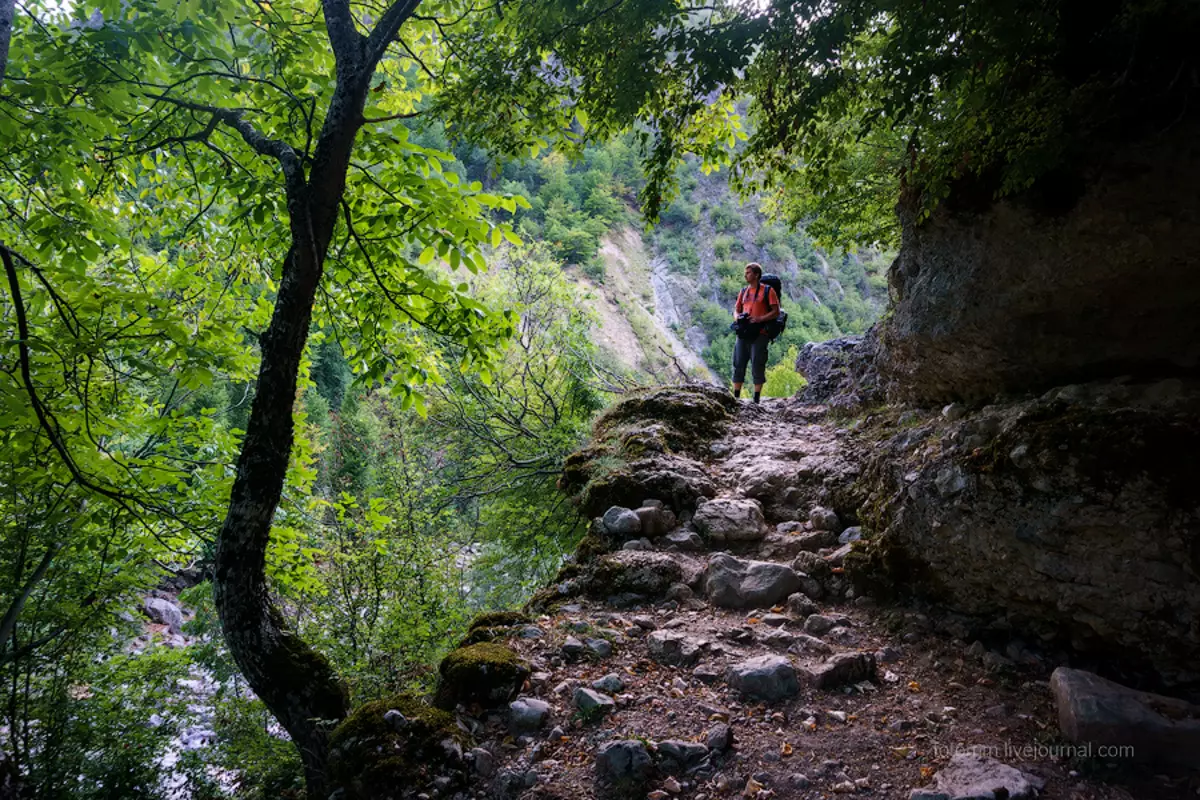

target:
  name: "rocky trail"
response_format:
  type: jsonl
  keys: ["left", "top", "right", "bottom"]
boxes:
{"left": 409, "top": 391, "right": 1199, "bottom": 800}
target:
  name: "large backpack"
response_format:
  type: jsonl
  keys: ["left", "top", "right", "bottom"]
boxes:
{"left": 733, "top": 275, "right": 789, "bottom": 341}
{"left": 760, "top": 273, "right": 788, "bottom": 341}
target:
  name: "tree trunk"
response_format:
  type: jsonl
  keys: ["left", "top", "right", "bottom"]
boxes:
{"left": 212, "top": 64, "right": 377, "bottom": 799}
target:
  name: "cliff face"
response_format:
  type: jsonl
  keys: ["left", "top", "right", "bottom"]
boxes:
{"left": 879, "top": 122, "right": 1200, "bottom": 404}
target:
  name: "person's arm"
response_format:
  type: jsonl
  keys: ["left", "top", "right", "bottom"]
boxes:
{"left": 733, "top": 289, "right": 744, "bottom": 318}
{"left": 751, "top": 288, "right": 780, "bottom": 323}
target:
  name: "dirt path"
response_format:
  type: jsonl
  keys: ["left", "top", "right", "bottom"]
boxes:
{"left": 458, "top": 399, "right": 1194, "bottom": 800}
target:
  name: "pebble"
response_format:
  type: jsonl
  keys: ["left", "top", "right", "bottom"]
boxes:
{"left": 787, "top": 773, "right": 811, "bottom": 788}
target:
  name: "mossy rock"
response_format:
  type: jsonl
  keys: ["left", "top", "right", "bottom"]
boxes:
{"left": 327, "top": 694, "right": 468, "bottom": 799}
{"left": 591, "top": 385, "right": 734, "bottom": 452}
{"left": 433, "top": 642, "right": 530, "bottom": 710}
{"left": 458, "top": 610, "right": 534, "bottom": 645}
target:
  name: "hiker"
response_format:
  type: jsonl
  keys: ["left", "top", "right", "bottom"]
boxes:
{"left": 731, "top": 262, "right": 779, "bottom": 403}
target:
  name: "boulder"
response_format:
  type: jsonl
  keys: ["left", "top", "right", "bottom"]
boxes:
{"left": 808, "top": 506, "right": 842, "bottom": 532}
{"left": 726, "top": 655, "right": 800, "bottom": 702}
{"left": 508, "top": 698, "right": 551, "bottom": 733}
{"left": 909, "top": 753, "right": 1043, "bottom": 800}
{"left": 574, "top": 687, "right": 616, "bottom": 718}
{"left": 143, "top": 597, "right": 184, "bottom": 634}
{"left": 656, "top": 740, "right": 709, "bottom": 773}
{"left": 704, "top": 553, "right": 802, "bottom": 609}
{"left": 647, "top": 631, "right": 704, "bottom": 667}
{"left": 705, "top": 723, "right": 733, "bottom": 753}
{"left": 434, "top": 643, "right": 530, "bottom": 709}
{"left": 595, "top": 740, "right": 655, "bottom": 797}
{"left": 602, "top": 506, "right": 642, "bottom": 538}
{"left": 635, "top": 504, "right": 676, "bottom": 537}
{"left": 663, "top": 529, "right": 705, "bottom": 551}
{"left": 1050, "top": 667, "right": 1200, "bottom": 766}
{"left": 692, "top": 498, "right": 767, "bottom": 544}
{"left": 588, "top": 551, "right": 684, "bottom": 598}
{"left": 802, "top": 653, "right": 876, "bottom": 690}
{"left": 592, "top": 673, "right": 625, "bottom": 694}
{"left": 737, "top": 462, "right": 798, "bottom": 502}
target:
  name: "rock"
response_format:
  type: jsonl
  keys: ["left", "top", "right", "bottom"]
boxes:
{"left": 825, "top": 543, "right": 853, "bottom": 567}
{"left": 760, "top": 613, "right": 790, "bottom": 627}
{"left": 838, "top": 526, "right": 863, "bottom": 544}
{"left": 726, "top": 655, "right": 801, "bottom": 702}
{"left": 876, "top": 646, "right": 902, "bottom": 664}
{"left": 621, "top": 538, "right": 654, "bottom": 551}
{"left": 603, "top": 506, "right": 643, "bottom": 538}
{"left": 692, "top": 498, "right": 767, "bottom": 544}
{"left": 1050, "top": 667, "right": 1200, "bottom": 766}
{"left": 762, "top": 629, "right": 795, "bottom": 650}
{"left": 705, "top": 723, "right": 733, "bottom": 753}
{"left": 942, "top": 403, "right": 967, "bottom": 421}
{"left": 143, "top": 597, "right": 184, "bottom": 634}
{"left": 738, "top": 462, "right": 798, "bottom": 502}
{"left": 509, "top": 698, "right": 551, "bottom": 733}
{"left": 665, "top": 583, "right": 694, "bottom": 603}
{"left": 593, "top": 673, "right": 625, "bottom": 694}
{"left": 647, "top": 631, "right": 704, "bottom": 667}
{"left": 692, "top": 665, "right": 722, "bottom": 684}
{"left": 595, "top": 740, "right": 655, "bottom": 796}
{"left": 518, "top": 625, "right": 544, "bottom": 639}
{"left": 704, "top": 553, "right": 802, "bottom": 609}
{"left": 794, "top": 529, "right": 839, "bottom": 552}
{"left": 786, "top": 593, "right": 818, "bottom": 619}
{"left": 574, "top": 687, "right": 615, "bottom": 718}
{"left": 588, "top": 551, "right": 684, "bottom": 598}
{"left": 562, "top": 637, "right": 585, "bottom": 660}
{"left": 803, "top": 653, "right": 876, "bottom": 690}
{"left": 792, "top": 551, "right": 832, "bottom": 580}
{"left": 636, "top": 505, "right": 674, "bottom": 537}
{"left": 586, "top": 638, "right": 614, "bottom": 658}
{"left": 788, "top": 633, "right": 834, "bottom": 655}
{"left": 808, "top": 506, "right": 842, "bottom": 532}
{"left": 656, "top": 740, "right": 709, "bottom": 772}
{"left": 787, "top": 773, "right": 812, "bottom": 788}
{"left": 802, "top": 615, "right": 838, "bottom": 636}
{"left": 663, "top": 529, "right": 705, "bottom": 551}
{"left": 434, "top": 642, "right": 530, "bottom": 709}
{"left": 469, "top": 747, "right": 496, "bottom": 777}
{"left": 909, "top": 753, "right": 1043, "bottom": 799}
{"left": 632, "top": 615, "right": 657, "bottom": 630}
{"left": 794, "top": 335, "right": 880, "bottom": 410}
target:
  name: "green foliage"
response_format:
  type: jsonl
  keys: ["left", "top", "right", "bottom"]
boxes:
{"left": 763, "top": 346, "right": 808, "bottom": 398}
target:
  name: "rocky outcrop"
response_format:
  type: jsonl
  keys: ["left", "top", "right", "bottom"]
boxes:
{"left": 879, "top": 122, "right": 1200, "bottom": 404}
{"left": 794, "top": 335, "right": 883, "bottom": 411}
{"left": 847, "top": 379, "right": 1200, "bottom": 691}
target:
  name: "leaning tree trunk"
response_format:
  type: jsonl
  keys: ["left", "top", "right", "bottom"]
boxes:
{"left": 212, "top": 2, "right": 420, "bottom": 795}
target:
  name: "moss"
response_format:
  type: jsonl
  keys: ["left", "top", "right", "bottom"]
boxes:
{"left": 433, "top": 642, "right": 530, "bottom": 710}
{"left": 327, "top": 694, "right": 468, "bottom": 799}
{"left": 592, "top": 385, "right": 733, "bottom": 452}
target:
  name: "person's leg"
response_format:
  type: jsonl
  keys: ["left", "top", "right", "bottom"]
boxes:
{"left": 732, "top": 337, "right": 749, "bottom": 398}
{"left": 751, "top": 337, "right": 768, "bottom": 403}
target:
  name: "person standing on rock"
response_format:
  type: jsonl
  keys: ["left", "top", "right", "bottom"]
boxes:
{"left": 731, "top": 262, "right": 779, "bottom": 404}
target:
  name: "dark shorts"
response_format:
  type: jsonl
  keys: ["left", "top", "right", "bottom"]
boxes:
{"left": 732, "top": 335, "right": 769, "bottom": 385}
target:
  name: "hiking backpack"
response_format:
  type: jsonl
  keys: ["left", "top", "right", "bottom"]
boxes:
{"left": 732, "top": 274, "right": 789, "bottom": 340}
{"left": 760, "top": 273, "right": 788, "bottom": 340}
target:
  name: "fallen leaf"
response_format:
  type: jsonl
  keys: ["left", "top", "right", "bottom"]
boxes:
{"left": 743, "top": 777, "right": 764, "bottom": 797}
{"left": 907, "top": 680, "right": 922, "bottom": 693}
{"left": 780, "top": 742, "right": 793, "bottom": 756}
{"left": 920, "top": 766, "right": 935, "bottom": 779}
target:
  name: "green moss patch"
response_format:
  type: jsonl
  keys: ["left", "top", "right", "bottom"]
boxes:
{"left": 433, "top": 642, "right": 530, "bottom": 710}
{"left": 327, "top": 694, "right": 468, "bottom": 799}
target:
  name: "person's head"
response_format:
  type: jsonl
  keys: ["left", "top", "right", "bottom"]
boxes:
{"left": 744, "top": 262, "right": 763, "bottom": 284}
